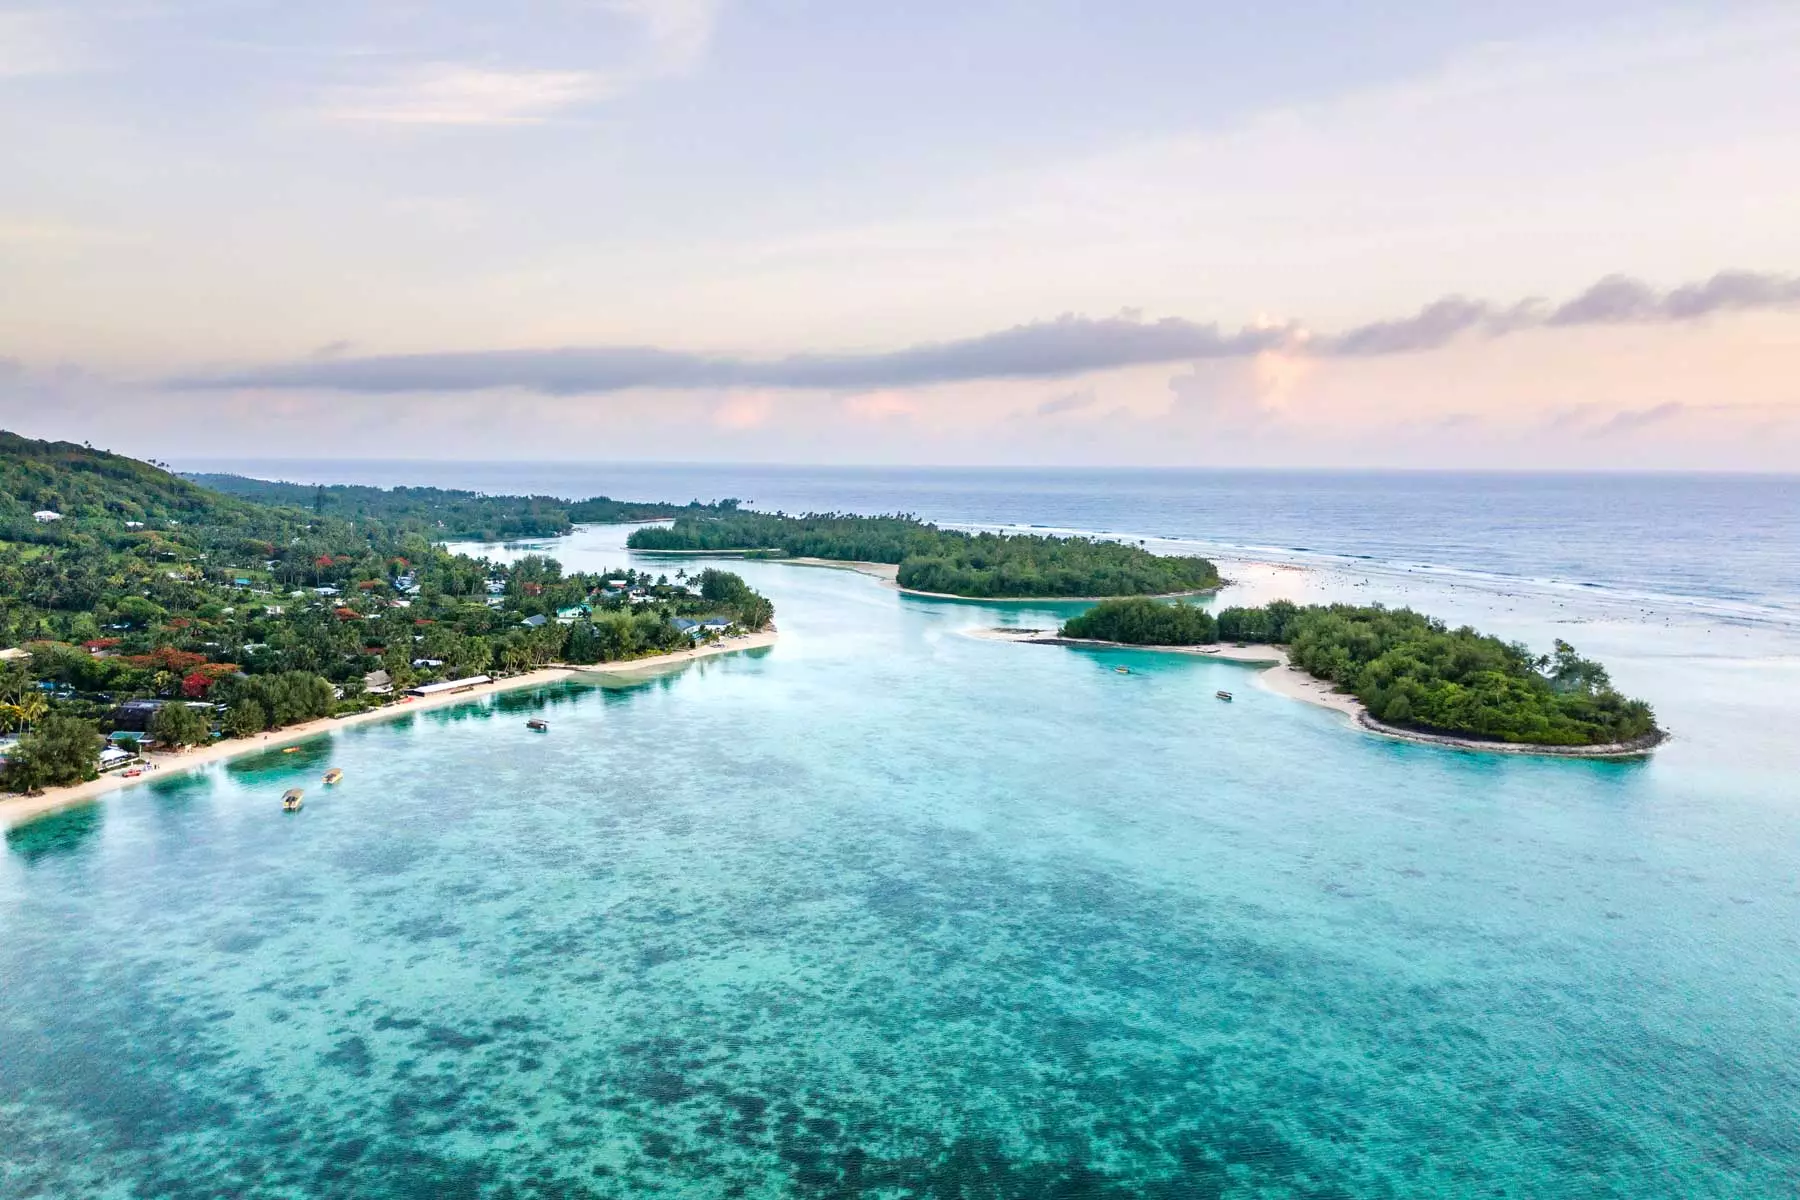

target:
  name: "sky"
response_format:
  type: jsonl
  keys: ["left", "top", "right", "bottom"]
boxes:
{"left": 2, "top": 0, "right": 1798, "bottom": 469}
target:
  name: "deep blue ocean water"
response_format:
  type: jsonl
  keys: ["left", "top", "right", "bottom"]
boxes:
{"left": 4, "top": 468, "right": 1798, "bottom": 1197}
{"left": 180, "top": 462, "right": 1800, "bottom": 618}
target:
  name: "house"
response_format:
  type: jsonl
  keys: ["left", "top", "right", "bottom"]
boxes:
{"left": 412, "top": 658, "right": 445, "bottom": 669}
{"left": 31, "top": 510, "right": 62, "bottom": 523}
{"left": 105, "top": 699, "right": 167, "bottom": 732}
{"left": 520, "top": 614, "right": 548, "bottom": 628}
{"left": 672, "top": 618, "right": 701, "bottom": 638}
{"left": 555, "top": 605, "right": 587, "bottom": 625}
{"left": 314, "top": 586, "right": 340, "bottom": 597}
{"left": 363, "top": 669, "right": 393, "bottom": 696}
{"left": 124, "top": 520, "right": 144, "bottom": 529}
{"left": 485, "top": 580, "right": 506, "bottom": 595}
{"left": 98, "top": 746, "right": 140, "bottom": 773}
{"left": 702, "top": 617, "right": 733, "bottom": 632}
{"left": 484, "top": 595, "right": 504, "bottom": 607}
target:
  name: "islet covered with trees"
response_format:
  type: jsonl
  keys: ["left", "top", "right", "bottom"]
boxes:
{"left": 628, "top": 510, "right": 1220, "bottom": 598}
{"left": 1060, "top": 596, "right": 1661, "bottom": 748}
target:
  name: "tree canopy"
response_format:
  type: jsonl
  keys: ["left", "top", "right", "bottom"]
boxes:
{"left": 0, "top": 432, "right": 777, "bottom": 787}
{"left": 185, "top": 473, "right": 737, "bottom": 542}
{"left": 1062, "top": 598, "right": 1660, "bottom": 747}
{"left": 629, "top": 511, "right": 1219, "bottom": 598}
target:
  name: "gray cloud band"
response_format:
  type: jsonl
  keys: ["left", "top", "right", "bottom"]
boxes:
{"left": 175, "top": 270, "right": 1800, "bottom": 395}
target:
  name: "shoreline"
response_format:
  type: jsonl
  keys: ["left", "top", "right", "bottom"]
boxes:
{"left": 972, "top": 629, "right": 1664, "bottom": 759}
{"left": 0, "top": 667, "right": 571, "bottom": 831}
{"left": 0, "top": 632, "right": 779, "bottom": 831}
{"left": 568, "top": 629, "right": 778, "bottom": 677}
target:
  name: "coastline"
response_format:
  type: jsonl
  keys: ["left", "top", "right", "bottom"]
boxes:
{"left": 972, "top": 629, "right": 1664, "bottom": 759}
{"left": 0, "top": 667, "right": 571, "bottom": 831}
{"left": 0, "top": 631, "right": 779, "bottom": 832}
{"left": 663, "top": 551, "right": 1220, "bottom": 602}
{"left": 569, "top": 629, "right": 779, "bottom": 677}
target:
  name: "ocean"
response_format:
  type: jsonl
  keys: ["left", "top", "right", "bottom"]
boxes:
{"left": 181, "top": 461, "right": 1800, "bottom": 620}
{"left": 3, "top": 466, "right": 1797, "bottom": 1197}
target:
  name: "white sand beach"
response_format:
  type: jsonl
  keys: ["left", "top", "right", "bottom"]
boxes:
{"left": 0, "top": 631, "right": 780, "bottom": 830}
{"left": 969, "top": 629, "right": 1660, "bottom": 757}
{"left": 570, "top": 629, "right": 779, "bottom": 676}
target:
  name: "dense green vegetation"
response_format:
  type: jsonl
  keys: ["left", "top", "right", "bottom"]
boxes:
{"left": 0, "top": 714, "right": 103, "bottom": 792}
{"left": 628, "top": 511, "right": 1219, "bottom": 598}
{"left": 1062, "top": 598, "right": 1659, "bottom": 747}
{"left": 186, "top": 472, "right": 735, "bottom": 542}
{"left": 0, "top": 434, "right": 773, "bottom": 793}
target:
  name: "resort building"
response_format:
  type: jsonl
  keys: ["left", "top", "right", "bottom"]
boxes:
{"left": 32, "top": 510, "right": 62, "bottom": 522}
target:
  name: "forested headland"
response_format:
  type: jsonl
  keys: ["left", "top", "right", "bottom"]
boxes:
{"left": 186, "top": 472, "right": 735, "bottom": 542}
{"left": 1060, "top": 597, "right": 1661, "bottom": 748}
{"left": 628, "top": 511, "right": 1220, "bottom": 598}
{"left": 0, "top": 434, "right": 772, "bottom": 793}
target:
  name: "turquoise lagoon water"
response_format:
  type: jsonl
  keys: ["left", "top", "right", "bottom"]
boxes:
{"left": 4, "top": 526, "right": 1800, "bottom": 1197}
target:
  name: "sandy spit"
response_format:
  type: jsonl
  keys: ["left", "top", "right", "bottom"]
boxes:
{"left": 968, "top": 629, "right": 1663, "bottom": 758}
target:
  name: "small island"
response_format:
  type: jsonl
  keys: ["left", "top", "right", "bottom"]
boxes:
{"left": 1034, "top": 596, "right": 1664, "bottom": 754}
{"left": 628, "top": 510, "right": 1221, "bottom": 599}
{"left": 0, "top": 432, "right": 775, "bottom": 809}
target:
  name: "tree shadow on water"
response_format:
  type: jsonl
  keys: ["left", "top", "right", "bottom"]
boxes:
{"left": 6, "top": 804, "right": 103, "bottom": 866}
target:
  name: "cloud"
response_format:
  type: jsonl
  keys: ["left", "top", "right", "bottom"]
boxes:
{"left": 606, "top": 0, "right": 721, "bottom": 75}
{"left": 1554, "top": 271, "right": 1800, "bottom": 324}
{"left": 320, "top": 65, "right": 607, "bottom": 126}
{"left": 1325, "top": 296, "right": 1545, "bottom": 355}
{"left": 0, "top": 11, "right": 92, "bottom": 78}
{"left": 315, "top": 2, "right": 722, "bottom": 126}
{"left": 173, "top": 269, "right": 1800, "bottom": 395}
{"left": 1585, "top": 402, "right": 1687, "bottom": 437}
{"left": 1037, "top": 389, "right": 1099, "bottom": 417}
{"left": 179, "top": 314, "right": 1287, "bottom": 394}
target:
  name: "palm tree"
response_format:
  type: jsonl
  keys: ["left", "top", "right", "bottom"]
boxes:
{"left": 0, "top": 703, "right": 23, "bottom": 735}
{"left": 16, "top": 692, "right": 47, "bottom": 733}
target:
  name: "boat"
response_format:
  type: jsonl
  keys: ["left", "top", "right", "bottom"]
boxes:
{"left": 526, "top": 718, "right": 549, "bottom": 732}
{"left": 282, "top": 746, "right": 300, "bottom": 754}
{"left": 1216, "top": 690, "right": 1234, "bottom": 702}
{"left": 1113, "top": 666, "right": 1131, "bottom": 674}
{"left": 323, "top": 768, "right": 343, "bottom": 785}
{"left": 282, "top": 788, "right": 304, "bottom": 812}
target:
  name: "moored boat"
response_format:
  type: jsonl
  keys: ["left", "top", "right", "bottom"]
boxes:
{"left": 1113, "top": 666, "right": 1131, "bottom": 674}
{"left": 282, "top": 788, "right": 304, "bottom": 812}
{"left": 526, "top": 718, "right": 549, "bottom": 731}
{"left": 1216, "top": 690, "right": 1233, "bottom": 702}
{"left": 323, "top": 768, "right": 343, "bottom": 785}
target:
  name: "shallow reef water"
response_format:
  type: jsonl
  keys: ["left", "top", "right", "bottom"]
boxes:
{"left": 2, "top": 550, "right": 1798, "bottom": 1199}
